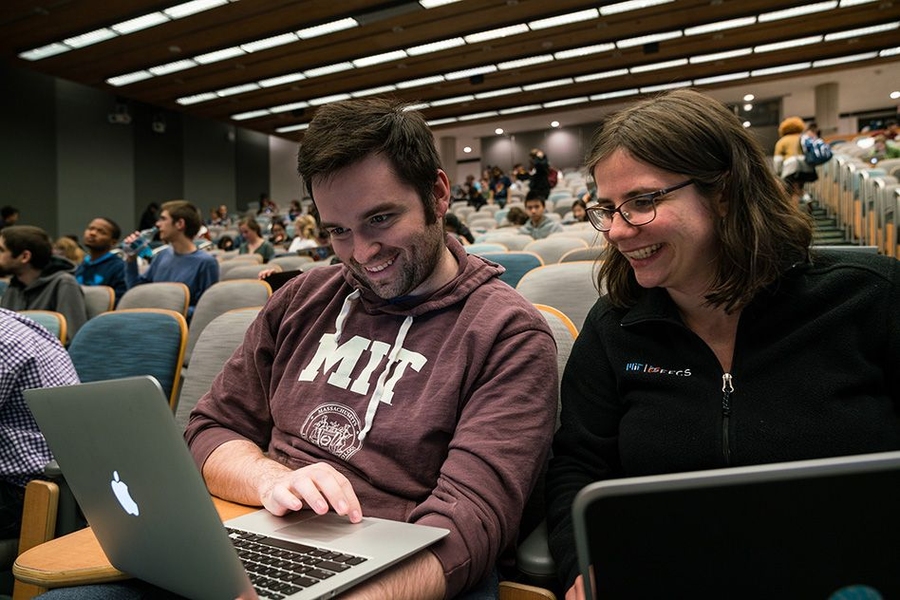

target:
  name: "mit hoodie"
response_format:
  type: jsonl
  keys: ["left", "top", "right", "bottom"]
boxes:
{"left": 186, "top": 237, "right": 559, "bottom": 597}
{"left": 1, "top": 255, "right": 88, "bottom": 344}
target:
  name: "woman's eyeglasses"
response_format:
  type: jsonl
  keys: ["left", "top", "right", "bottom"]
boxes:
{"left": 586, "top": 180, "right": 694, "bottom": 232}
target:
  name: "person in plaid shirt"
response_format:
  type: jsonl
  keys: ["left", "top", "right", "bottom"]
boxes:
{"left": 0, "top": 307, "right": 79, "bottom": 538}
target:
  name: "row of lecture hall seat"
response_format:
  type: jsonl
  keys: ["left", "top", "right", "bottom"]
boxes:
{"left": 807, "top": 140, "right": 900, "bottom": 256}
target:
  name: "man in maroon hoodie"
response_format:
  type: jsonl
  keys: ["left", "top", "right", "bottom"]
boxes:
{"left": 185, "top": 98, "right": 559, "bottom": 599}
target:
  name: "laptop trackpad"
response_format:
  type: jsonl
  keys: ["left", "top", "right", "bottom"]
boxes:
{"left": 276, "top": 512, "right": 372, "bottom": 544}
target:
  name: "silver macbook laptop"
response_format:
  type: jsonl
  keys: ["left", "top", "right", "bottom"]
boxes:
{"left": 25, "top": 376, "right": 448, "bottom": 600}
{"left": 572, "top": 452, "right": 900, "bottom": 600}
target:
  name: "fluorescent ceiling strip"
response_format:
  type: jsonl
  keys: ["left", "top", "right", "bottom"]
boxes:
{"left": 464, "top": 24, "right": 529, "bottom": 44}
{"left": 684, "top": 16, "right": 756, "bottom": 36}
{"left": 107, "top": 71, "right": 154, "bottom": 86}
{"left": 430, "top": 95, "right": 476, "bottom": 107}
{"left": 403, "top": 103, "right": 431, "bottom": 111}
{"left": 276, "top": 124, "right": 309, "bottom": 133}
{"left": 351, "top": 85, "right": 398, "bottom": 97}
{"left": 241, "top": 33, "right": 298, "bottom": 53}
{"left": 419, "top": 0, "right": 462, "bottom": 7}
{"left": 824, "top": 22, "right": 899, "bottom": 42}
{"left": 64, "top": 28, "right": 117, "bottom": 48}
{"left": 427, "top": 117, "right": 459, "bottom": 126}
{"left": 231, "top": 110, "right": 271, "bottom": 121}
{"left": 475, "top": 87, "right": 522, "bottom": 99}
{"left": 304, "top": 62, "right": 354, "bottom": 77}
{"left": 630, "top": 58, "right": 688, "bottom": 73}
{"left": 149, "top": 60, "right": 197, "bottom": 76}
{"left": 177, "top": 92, "right": 217, "bottom": 105}
{"left": 758, "top": 1, "right": 838, "bottom": 22}
{"left": 839, "top": 0, "right": 878, "bottom": 5}
{"left": 308, "top": 93, "right": 352, "bottom": 106}
{"left": 690, "top": 48, "right": 752, "bottom": 64}
{"left": 575, "top": 69, "right": 629, "bottom": 82}
{"left": 600, "top": 0, "right": 674, "bottom": 16}
{"left": 164, "top": 0, "right": 230, "bottom": 19}
{"left": 590, "top": 89, "right": 639, "bottom": 100}
{"left": 554, "top": 43, "right": 615, "bottom": 60}
{"left": 112, "top": 12, "right": 169, "bottom": 34}
{"left": 751, "top": 62, "right": 812, "bottom": 76}
{"left": 880, "top": 46, "right": 900, "bottom": 57}
{"left": 497, "top": 55, "right": 554, "bottom": 70}
{"left": 528, "top": 9, "right": 599, "bottom": 30}
{"left": 543, "top": 97, "right": 589, "bottom": 108}
{"left": 444, "top": 65, "right": 498, "bottom": 80}
{"left": 195, "top": 47, "right": 245, "bottom": 64}
{"left": 406, "top": 38, "right": 465, "bottom": 56}
{"left": 523, "top": 78, "right": 574, "bottom": 91}
{"left": 500, "top": 105, "right": 542, "bottom": 115}
{"left": 640, "top": 80, "right": 692, "bottom": 93}
{"left": 693, "top": 71, "right": 750, "bottom": 85}
{"left": 458, "top": 111, "right": 499, "bottom": 121}
{"left": 217, "top": 83, "right": 260, "bottom": 97}
{"left": 297, "top": 18, "right": 358, "bottom": 39}
{"left": 617, "top": 30, "right": 682, "bottom": 49}
{"left": 353, "top": 50, "right": 408, "bottom": 68}
{"left": 258, "top": 73, "right": 306, "bottom": 87}
{"left": 755, "top": 36, "right": 822, "bottom": 53}
{"left": 269, "top": 101, "right": 310, "bottom": 113}
{"left": 396, "top": 75, "right": 445, "bottom": 89}
{"left": 19, "top": 43, "right": 70, "bottom": 61}
{"left": 814, "top": 52, "right": 879, "bottom": 67}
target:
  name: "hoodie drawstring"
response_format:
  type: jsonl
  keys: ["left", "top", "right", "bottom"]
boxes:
{"left": 358, "top": 314, "right": 414, "bottom": 441}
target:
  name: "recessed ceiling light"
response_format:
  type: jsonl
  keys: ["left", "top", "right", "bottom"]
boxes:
{"left": 463, "top": 146, "right": 472, "bottom": 153}
{"left": 744, "top": 94, "right": 755, "bottom": 102}
{"left": 495, "top": 128, "right": 504, "bottom": 135}
{"left": 550, "top": 121, "right": 560, "bottom": 128}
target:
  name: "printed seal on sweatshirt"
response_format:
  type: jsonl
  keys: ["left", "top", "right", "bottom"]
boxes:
{"left": 300, "top": 402, "right": 363, "bottom": 460}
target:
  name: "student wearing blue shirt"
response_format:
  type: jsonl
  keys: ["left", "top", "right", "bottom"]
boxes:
{"left": 123, "top": 200, "right": 218, "bottom": 318}
{"left": 75, "top": 217, "right": 127, "bottom": 303}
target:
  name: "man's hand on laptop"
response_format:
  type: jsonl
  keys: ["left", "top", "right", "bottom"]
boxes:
{"left": 258, "top": 462, "right": 363, "bottom": 522}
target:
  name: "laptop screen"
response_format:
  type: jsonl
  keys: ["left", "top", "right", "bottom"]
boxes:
{"left": 574, "top": 453, "right": 900, "bottom": 599}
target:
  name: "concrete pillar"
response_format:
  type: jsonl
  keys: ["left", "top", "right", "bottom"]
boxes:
{"left": 815, "top": 82, "right": 839, "bottom": 137}
{"left": 439, "top": 136, "right": 457, "bottom": 183}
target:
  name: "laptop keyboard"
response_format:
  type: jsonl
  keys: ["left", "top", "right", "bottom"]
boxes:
{"left": 227, "top": 527, "right": 368, "bottom": 599}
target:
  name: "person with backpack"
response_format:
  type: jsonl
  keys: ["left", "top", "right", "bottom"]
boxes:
{"left": 773, "top": 117, "right": 827, "bottom": 207}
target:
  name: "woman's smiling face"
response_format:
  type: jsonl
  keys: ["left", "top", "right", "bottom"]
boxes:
{"left": 595, "top": 149, "right": 723, "bottom": 301}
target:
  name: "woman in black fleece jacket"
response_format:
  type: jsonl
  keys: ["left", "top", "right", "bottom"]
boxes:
{"left": 546, "top": 89, "right": 900, "bottom": 598}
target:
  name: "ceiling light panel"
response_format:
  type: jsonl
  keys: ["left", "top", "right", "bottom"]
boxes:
{"left": 297, "top": 18, "right": 358, "bottom": 39}
{"left": 308, "top": 93, "right": 352, "bottom": 106}
{"left": 751, "top": 62, "right": 812, "bottom": 76}
{"left": 64, "top": 28, "right": 117, "bottom": 48}
{"left": 693, "top": 71, "right": 751, "bottom": 85}
{"left": 600, "top": 0, "right": 674, "bottom": 16}
{"left": 523, "top": 78, "right": 574, "bottom": 91}
{"left": 757, "top": 1, "right": 838, "bottom": 22}
{"left": 106, "top": 71, "right": 153, "bottom": 86}
{"left": 353, "top": 50, "right": 408, "bottom": 68}
{"left": 554, "top": 43, "right": 615, "bottom": 60}
{"left": 754, "top": 36, "right": 822, "bottom": 53}
{"left": 258, "top": 73, "right": 306, "bottom": 87}
{"left": 528, "top": 9, "right": 599, "bottom": 30}
{"left": 406, "top": 38, "right": 465, "bottom": 56}
{"left": 444, "top": 65, "right": 498, "bottom": 80}
{"left": 112, "top": 12, "right": 170, "bottom": 34}
{"left": 630, "top": 58, "right": 688, "bottom": 73}
{"left": 303, "top": 62, "right": 355, "bottom": 77}
{"left": 617, "top": 30, "right": 682, "bottom": 49}
{"left": 149, "top": 60, "right": 197, "bottom": 76}
{"left": 575, "top": 69, "right": 629, "bottom": 82}
{"left": 194, "top": 47, "right": 245, "bottom": 64}
{"left": 497, "top": 55, "right": 554, "bottom": 70}
{"left": 500, "top": 105, "right": 542, "bottom": 115}
{"left": 590, "top": 89, "right": 639, "bottom": 100}
{"left": 269, "top": 101, "right": 310, "bottom": 113}
{"left": 241, "top": 33, "right": 298, "bottom": 53}
{"left": 690, "top": 48, "right": 752, "bottom": 64}
{"left": 19, "top": 43, "right": 70, "bottom": 61}
{"left": 824, "top": 22, "right": 900, "bottom": 42}
{"left": 396, "top": 75, "right": 446, "bottom": 89}
{"left": 684, "top": 16, "right": 756, "bottom": 36}
{"left": 464, "top": 24, "right": 530, "bottom": 44}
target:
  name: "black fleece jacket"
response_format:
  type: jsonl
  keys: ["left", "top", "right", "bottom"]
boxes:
{"left": 547, "top": 250, "right": 900, "bottom": 589}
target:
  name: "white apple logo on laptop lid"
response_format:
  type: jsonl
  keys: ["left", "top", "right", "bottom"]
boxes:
{"left": 111, "top": 470, "right": 140, "bottom": 516}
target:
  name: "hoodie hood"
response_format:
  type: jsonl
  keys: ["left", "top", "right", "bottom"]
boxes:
{"left": 341, "top": 234, "right": 506, "bottom": 317}
{"left": 13, "top": 255, "right": 77, "bottom": 291}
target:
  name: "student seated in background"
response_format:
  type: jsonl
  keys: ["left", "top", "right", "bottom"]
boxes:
{"left": 237, "top": 217, "right": 275, "bottom": 263}
{"left": 546, "top": 88, "right": 900, "bottom": 600}
{"left": 443, "top": 212, "right": 474, "bottom": 244}
{"left": 0, "top": 308, "right": 80, "bottom": 539}
{"left": 0, "top": 225, "right": 88, "bottom": 344}
{"left": 520, "top": 192, "right": 563, "bottom": 240}
{"left": 183, "top": 97, "right": 558, "bottom": 599}
{"left": 75, "top": 217, "right": 126, "bottom": 303}
{"left": 123, "top": 200, "right": 218, "bottom": 318}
